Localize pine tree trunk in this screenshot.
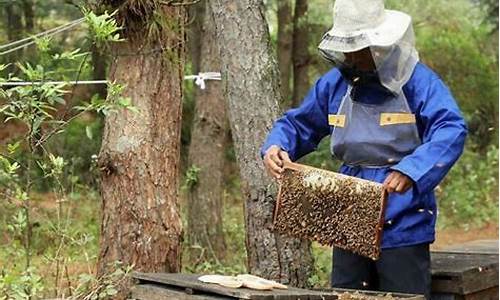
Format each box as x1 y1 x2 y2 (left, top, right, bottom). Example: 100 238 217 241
5 3 23 74
291 0 311 107
277 0 293 106
210 0 313 287
188 3 204 74
186 0 226 262
91 43 107 99
96 6 185 297
21 0 34 32
5 3 22 41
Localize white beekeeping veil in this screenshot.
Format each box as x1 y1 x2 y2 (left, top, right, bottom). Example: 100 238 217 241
318 0 419 93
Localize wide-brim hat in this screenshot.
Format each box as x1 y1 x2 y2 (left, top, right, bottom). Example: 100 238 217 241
319 0 412 53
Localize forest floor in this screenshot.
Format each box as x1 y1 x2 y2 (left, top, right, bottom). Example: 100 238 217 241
432 222 498 250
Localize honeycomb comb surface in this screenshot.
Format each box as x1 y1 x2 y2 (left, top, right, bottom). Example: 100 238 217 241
273 162 387 260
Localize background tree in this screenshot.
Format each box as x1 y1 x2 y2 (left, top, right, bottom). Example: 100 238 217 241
4 2 23 73
478 0 499 32
291 0 311 107
277 0 293 105
95 1 185 296
186 0 227 262
210 0 314 287
90 44 107 98
21 0 34 33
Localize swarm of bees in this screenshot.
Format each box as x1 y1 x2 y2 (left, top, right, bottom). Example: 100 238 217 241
273 162 387 260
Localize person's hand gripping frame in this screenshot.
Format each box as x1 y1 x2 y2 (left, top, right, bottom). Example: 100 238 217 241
263 145 291 180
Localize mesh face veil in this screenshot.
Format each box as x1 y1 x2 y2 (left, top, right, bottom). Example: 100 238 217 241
318 0 419 93
319 23 419 94
369 25 419 93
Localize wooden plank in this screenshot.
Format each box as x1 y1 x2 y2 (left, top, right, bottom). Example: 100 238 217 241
429 294 457 300
132 272 337 300
431 252 498 276
319 288 425 299
432 287 500 300
431 252 499 294
132 272 429 300
460 264 499 295
432 273 498 296
463 286 499 300
132 283 234 300
133 273 253 299
438 240 499 255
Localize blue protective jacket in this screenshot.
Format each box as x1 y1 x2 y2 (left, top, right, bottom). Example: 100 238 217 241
261 62 467 248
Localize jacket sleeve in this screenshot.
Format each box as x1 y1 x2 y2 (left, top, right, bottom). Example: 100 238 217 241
390 77 468 194
260 75 336 161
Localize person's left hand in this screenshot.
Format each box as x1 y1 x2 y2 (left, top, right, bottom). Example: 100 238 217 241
383 171 413 193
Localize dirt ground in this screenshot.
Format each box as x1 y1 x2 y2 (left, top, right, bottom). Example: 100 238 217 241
432 222 499 250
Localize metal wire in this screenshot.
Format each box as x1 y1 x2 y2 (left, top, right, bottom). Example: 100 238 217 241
0 80 107 86
0 18 85 56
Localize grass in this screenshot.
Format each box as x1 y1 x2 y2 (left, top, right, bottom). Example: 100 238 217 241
0 189 100 299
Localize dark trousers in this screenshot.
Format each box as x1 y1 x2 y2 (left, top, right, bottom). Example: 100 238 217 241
331 243 431 299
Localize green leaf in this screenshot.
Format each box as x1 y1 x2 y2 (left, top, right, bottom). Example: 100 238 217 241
0 64 9 72
83 9 124 47
117 97 131 107
7 141 20 154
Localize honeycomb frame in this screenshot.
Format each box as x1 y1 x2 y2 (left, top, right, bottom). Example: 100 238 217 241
273 161 388 260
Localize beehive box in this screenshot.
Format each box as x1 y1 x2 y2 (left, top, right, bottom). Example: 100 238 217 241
430 240 499 300
273 161 387 260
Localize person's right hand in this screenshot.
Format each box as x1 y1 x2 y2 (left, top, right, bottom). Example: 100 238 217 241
263 145 291 180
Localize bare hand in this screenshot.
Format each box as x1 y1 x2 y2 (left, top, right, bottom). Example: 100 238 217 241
383 171 413 194
263 145 291 180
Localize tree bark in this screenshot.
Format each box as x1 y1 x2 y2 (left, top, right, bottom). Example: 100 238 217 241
291 0 311 107
210 0 313 287
186 0 227 262
97 6 185 296
187 2 204 74
277 0 293 106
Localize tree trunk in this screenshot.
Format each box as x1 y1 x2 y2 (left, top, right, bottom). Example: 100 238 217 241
291 0 311 107
91 43 108 99
5 3 23 41
5 3 23 74
97 6 185 297
277 0 293 107
21 0 35 32
210 0 313 287
186 0 226 262
188 3 204 74
309 23 333 77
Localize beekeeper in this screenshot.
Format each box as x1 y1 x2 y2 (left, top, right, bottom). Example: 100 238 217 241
261 0 467 298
